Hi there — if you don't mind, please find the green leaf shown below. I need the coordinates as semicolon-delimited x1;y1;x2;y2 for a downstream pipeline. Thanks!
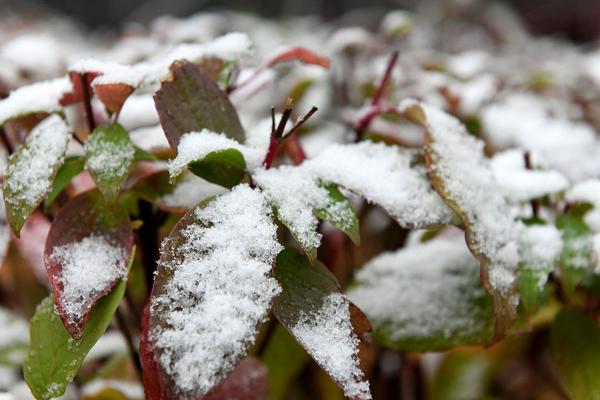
43;156;85;210
261;325;309;400
187;148;246;189
85;123;135;200
429;350;494;400
272;247;371;400
133;145;158;161
550;307;600;400
347;235;495;351
154;60;245;149
517;268;546;313
24;250;133;400
556;212;593;297
3;115;70;236
313;182;360;245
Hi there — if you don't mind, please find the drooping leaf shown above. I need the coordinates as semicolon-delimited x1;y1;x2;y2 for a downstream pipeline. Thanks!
272;247;371;400
24;255;132;400
556;208;593;297
85;123;135;200
550;307;600;399
44;190;133;338
44;156;85;210
347;234;495;351
204;357;270;400
93;83;134;115
154;60;244;149
3;115;70;235
401;99;519;340
313;182;360;245
187;148;247;189
147;185;282;399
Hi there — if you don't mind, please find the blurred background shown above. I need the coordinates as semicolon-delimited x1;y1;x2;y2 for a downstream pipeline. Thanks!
1;0;600;42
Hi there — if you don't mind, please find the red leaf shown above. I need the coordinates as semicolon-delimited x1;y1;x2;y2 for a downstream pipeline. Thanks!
265;47;331;69
140;303;167;400
44;190;133;338
60;72;98;106
203;357;269;400
94;83;134;115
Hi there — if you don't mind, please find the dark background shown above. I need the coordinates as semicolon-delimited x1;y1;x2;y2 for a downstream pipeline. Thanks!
2;0;600;42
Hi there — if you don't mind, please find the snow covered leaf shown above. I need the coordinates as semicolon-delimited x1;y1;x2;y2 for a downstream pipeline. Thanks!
550;308;600;399
94;83;134;115
154;60;244;149
272;247;371;400
85;123;135;200
0;78;72;125
400;100;520;339
347;234;495;351
24;256;132;400
517;225;562;312
45;190;133;338
203;357;269;400
313;182;360;246
3;115;70;235
43;156;85;210
140;303;165;400
255;141;453;257
147;185;282;399
556;208;593;297
0;307;29;365
187;149;246;188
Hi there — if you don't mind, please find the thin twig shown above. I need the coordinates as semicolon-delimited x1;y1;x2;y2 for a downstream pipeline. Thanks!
371;51;399;106
0;128;14;154
523;151;539;218
285;106;318;138
115;307;143;382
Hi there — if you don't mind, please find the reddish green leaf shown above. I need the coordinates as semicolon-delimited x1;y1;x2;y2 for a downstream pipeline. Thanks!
94;82;134;115
3;115;70;235
272;247;371;400
147;186;281;399
24;253;133;400
154;60;244;149
204;357;269;400
44;190;133;338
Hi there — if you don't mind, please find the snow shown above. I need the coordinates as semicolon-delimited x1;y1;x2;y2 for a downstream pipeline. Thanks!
380;10;413;36
401;99;520;294
86;331;128;361
85;135;135;185
69;32;253;89
347;233;493;346
158;173;227;210
129;126;170;153
150;185;282;398
254;141;455;249
327;28;372;53
0;308;28;364
48;233;127;322
567;180;600;232
291;293;371;400
168;130;263;179
118;95;160;131
481;94;600;182
3;115;70;211
518;225;563;288
0;78;72;125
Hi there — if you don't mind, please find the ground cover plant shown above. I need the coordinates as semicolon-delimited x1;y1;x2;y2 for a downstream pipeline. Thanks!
1;3;600;399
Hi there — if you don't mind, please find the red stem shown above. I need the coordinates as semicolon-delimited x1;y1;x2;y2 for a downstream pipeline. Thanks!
80;73;96;134
371;51;399;106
